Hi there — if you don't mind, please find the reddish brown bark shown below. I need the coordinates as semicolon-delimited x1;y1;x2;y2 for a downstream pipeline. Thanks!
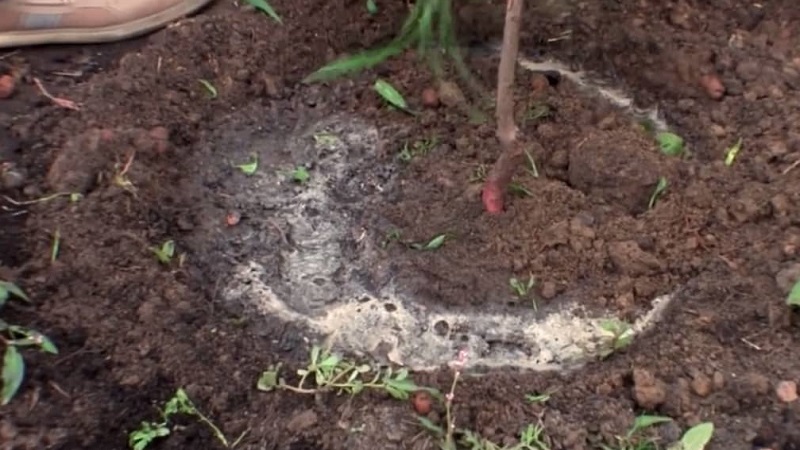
482;0;524;214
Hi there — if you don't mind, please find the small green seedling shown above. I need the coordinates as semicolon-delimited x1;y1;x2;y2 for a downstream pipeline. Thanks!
374;79;414;115
198;79;218;99
469;164;488;183
420;420;551;450
398;137;438;162
244;0;282;23
235;155;259;175
648;177;668;209
525;392;551;404
410;233;447;251
50;228;61;263
601;415;673;450
0;281;29;306
289;166;310;184
257;345;437;400
656;132;685;157
129;388;246;450
313;131;339;147
668;422;714;450
151;240;175;265
598;318;634;358
1;281;58;406
724;137;743;166
381;229;402;248
522;102;551;126
524;148;539;178
787;279;800;307
366;0;377;14
509;182;533;197
510;275;536;298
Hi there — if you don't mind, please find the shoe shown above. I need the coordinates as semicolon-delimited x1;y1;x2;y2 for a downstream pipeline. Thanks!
0;0;214;49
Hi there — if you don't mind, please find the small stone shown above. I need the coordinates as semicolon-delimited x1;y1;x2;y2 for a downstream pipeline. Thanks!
735;60;761;82
690;374;713;397
632;368;667;409
608;241;663;276
776;380;798;403
286;409;318;433
530;74;549;94
421;88;439;108
540;281;557;300
710;124;727;137
700;74;725;99
0;75;15;99
775;263;800;294
437;80;466;107
713;372;725;390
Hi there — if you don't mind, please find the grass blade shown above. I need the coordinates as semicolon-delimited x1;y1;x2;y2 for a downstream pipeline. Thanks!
2;346;25;405
245;0;282;23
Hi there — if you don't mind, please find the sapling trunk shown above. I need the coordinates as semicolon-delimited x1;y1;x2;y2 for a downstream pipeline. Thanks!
482;0;524;214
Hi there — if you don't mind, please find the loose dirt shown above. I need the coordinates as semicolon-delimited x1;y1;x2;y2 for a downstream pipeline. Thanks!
1;1;799;449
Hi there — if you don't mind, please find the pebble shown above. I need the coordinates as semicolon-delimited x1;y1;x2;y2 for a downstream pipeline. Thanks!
0;75;14;99
539;281;557;300
776;380;798;403
691;373;713;397
632;368;667;409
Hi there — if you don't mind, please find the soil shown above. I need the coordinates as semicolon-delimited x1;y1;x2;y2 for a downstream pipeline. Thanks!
1;0;800;449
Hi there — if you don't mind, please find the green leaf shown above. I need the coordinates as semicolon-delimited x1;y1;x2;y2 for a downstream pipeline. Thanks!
417;416;445;436
373;79;412;114
39;334;59;354
319;354;340;369
630;415;672;436
724;138;743;166
2;346;25;405
786;279;800;307
198;79;218;99
256;365;281;392
366;0;377;14
245;0;282;23
0;281;30;305
648;177;669;209
310;346;321;365
235;155;259;175
656;132;685;156
680;422;714;450
290;166;310;184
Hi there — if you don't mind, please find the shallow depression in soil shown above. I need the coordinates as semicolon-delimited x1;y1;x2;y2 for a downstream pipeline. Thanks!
210;59;678;373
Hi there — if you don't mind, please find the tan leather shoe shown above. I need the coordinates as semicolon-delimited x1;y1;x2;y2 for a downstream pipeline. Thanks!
0;0;214;49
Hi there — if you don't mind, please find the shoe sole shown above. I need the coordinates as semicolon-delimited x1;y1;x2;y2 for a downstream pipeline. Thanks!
0;0;213;49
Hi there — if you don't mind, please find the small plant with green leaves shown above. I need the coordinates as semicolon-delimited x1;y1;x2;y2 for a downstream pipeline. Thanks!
510;275;535;298
198;79;218;99
257;345;436;400
151;240;175;265
129;388;247;450
656;132;685;157
381;229;402;248
288;166;310;184
648;177;668;209
601;415;714;450
418;350;551;450
398;137;438;162
524;149;539;178
410;233;448;251
521;102;552;126
366;0;377;14
374;79;415;115
235;155;259;176
1;281;58;405
244;0;282;23
598;318;634;358
788;279;800;307
724;137;743;166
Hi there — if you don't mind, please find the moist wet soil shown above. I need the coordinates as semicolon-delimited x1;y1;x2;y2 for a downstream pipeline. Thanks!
1;0;800;449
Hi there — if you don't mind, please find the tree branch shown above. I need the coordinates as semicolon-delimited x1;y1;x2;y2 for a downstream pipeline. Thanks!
482;0;524;214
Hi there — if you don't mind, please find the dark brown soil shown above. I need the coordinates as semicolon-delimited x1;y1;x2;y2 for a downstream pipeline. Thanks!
2;1;800;449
